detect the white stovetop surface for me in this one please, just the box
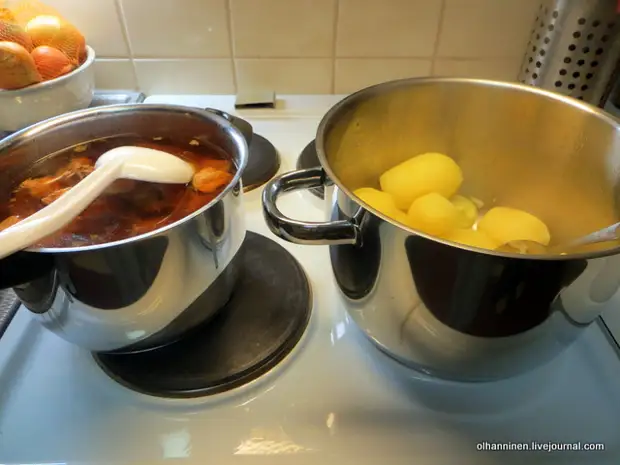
[1,95,620,465]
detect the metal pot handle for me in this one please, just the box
[262,167,359,245]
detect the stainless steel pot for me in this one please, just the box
[263,77,620,381]
[0,104,249,353]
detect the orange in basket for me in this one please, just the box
[25,15,85,65]
[6,0,86,64]
[31,45,73,80]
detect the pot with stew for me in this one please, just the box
[263,77,620,381]
[0,104,248,353]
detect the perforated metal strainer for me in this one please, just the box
[518,0,620,106]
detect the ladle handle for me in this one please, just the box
[568,221,620,248]
[0,161,122,259]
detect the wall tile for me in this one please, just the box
[120,0,230,58]
[93,59,137,89]
[42,0,542,93]
[235,59,332,93]
[337,0,442,57]
[437,0,540,58]
[231,0,335,57]
[335,58,432,93]
[42,0,129,57]
[433,58,521,81]
[134,59,235,94]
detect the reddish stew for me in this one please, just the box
[0,136,235,248]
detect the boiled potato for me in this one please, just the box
[353,187,412,228]
[354,187,398,212]
[442,229,499,250]
[391,210,415,228]
[478,206,551,246]
[451,195,478,228]
[379,152,463,210]
[407,192,461,236]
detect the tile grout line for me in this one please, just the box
[430,0,447,75]
[331,0,340,93]
[125,56,518,61]
[225,0,238,93]
[113,0,139,90]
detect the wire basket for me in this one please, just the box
[518,0,620,106]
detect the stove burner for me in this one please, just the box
[242,134,280,192]
[296,140,323,198]
[94,231,312,398]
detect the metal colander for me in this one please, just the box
[518,0,620,106]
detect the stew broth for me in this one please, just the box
[0,135,235,248]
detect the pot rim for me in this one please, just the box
[0,103,249,254]
[316,76,620,261]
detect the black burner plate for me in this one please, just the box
[94,231,312,398]
[242,134,280,192]
[296,140,323,199]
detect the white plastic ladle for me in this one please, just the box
[499,221,620,255]
[0,146,195,259]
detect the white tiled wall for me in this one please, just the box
[39,0,541,94]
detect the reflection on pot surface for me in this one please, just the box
[0,104,249,353]
[329,188,620,381]
[263,77,620,381]
[15,191,244,353]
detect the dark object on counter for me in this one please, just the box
[296,140,324,199]
[242,134,280,192]
[0,252,54,289]
[0,104,249,353]
[262,77,620,381]
[94,231,312,398]
[0,289,20,341]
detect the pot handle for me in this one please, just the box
[203,108,253,147]
[262,167,360,245]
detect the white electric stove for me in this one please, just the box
[1,95,620,465]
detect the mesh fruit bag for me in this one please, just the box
[0,2,32,51]
[2,0,86,64]
[0,6,17,22]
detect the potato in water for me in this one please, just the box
[379,152,463,210]
[441,228,499,250]
[478,206,550,247]
[353,187,411,226]
[407,192,461,236]
[354,151,552,255]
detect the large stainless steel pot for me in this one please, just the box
[263,77,620,381]
[0,104,249,353]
